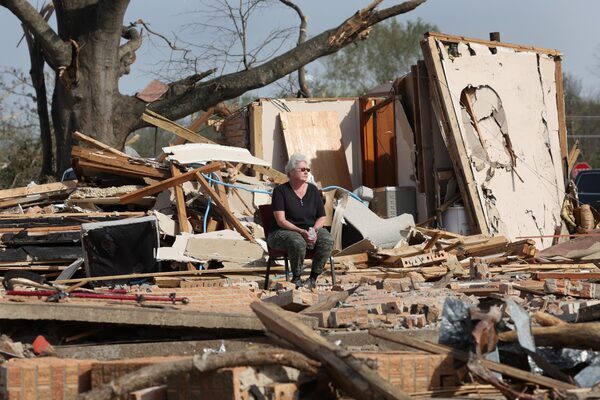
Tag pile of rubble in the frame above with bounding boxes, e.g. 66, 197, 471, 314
0, 31, 598, 400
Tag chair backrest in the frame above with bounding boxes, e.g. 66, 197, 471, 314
258, 204, 275, 237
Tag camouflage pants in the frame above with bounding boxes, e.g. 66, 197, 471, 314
267, 228, 334, 277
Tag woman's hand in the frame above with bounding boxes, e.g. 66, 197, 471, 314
300, 229, 310, 241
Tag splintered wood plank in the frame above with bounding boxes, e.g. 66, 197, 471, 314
251, 301, 410, 400
213, 171, 231, 230
555, 58, 568, 160
252, 165, 288, 184
279, 111, 352, 189
72, 147, 169, 179
169, 164, 190, 234
142, 109, 214, 144
426, 32, 561, 56
120, 163, 222, 204
0, 181, 77, 201
156, 108, 217, 162
195, 172, 256, 243
249, 102, 264, 159
72, 131, 129, 157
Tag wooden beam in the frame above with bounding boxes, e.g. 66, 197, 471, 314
156, 109, 217, 162
249, 101, 264, 159
0, 226, 82, 234
72, 147, 169, 179
252, 165, 287, 184
534, 272, 600, 280
370, 329, 576, 391
52, 267, 290, 285
426, 32, 561, 57
72, 131, 130, 158
251, 302, 410, 400
363, 95, 393, 115
0, 211, 144, 219
567, 139, 580, 175
195, 172, 256, 243
422, 231, 441, 251
120, 163, 222, 204
213, 171, 231, 230
417, 60, 436, 218
555, 58, 568, 162
142, 109, 215, 144
169, 164, 191, 235
299, 288, 356, 315
499, 322, 600, 351
0, 181, 77, 201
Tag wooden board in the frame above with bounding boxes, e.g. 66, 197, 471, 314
0, 180, 77, 201
142, 109, 214, 144
279, 111, 352, 189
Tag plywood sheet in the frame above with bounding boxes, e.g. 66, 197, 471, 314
427, 35, 565, 248
279, 110, 353, 189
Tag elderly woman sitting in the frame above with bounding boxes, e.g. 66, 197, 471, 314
268, 154, 334, 288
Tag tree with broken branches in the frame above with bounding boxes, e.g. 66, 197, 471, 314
0, 0, 426, 178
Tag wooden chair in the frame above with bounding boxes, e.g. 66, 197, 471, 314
259, 204, 336, 289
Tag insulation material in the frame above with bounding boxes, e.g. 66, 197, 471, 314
163, 143, 270, 166
279, 110, 353, 189
433, 38, 565, 248
185, 230, 266, 264
343, 197, 415, 249
157, 230, 267, 264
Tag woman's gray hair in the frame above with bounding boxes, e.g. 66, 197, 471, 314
285, 153, 308, 175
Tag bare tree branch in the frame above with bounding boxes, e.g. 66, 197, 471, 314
22, 25, 53, 179
118, 25, 143, 76
138, 0, 426, 126
0, 0, 71, 69
279, 0, 311, 97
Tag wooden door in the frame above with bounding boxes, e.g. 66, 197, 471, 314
360, 96, 397, 187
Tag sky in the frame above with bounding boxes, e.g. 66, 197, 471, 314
1, 0, 599, 97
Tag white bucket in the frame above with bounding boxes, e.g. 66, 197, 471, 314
442, 206, 471, 235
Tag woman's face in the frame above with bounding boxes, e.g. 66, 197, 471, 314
289, 160, 309, 184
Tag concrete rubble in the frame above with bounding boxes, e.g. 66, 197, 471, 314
0, 32, 598, 400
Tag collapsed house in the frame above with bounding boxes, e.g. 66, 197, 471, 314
0, 32, 597, 400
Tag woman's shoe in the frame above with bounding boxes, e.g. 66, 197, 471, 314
291, 276, 303, 288
304, 276, 317, 289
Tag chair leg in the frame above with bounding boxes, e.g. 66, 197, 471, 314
264, 257, 272, 289
329, 256, 336, 285
284, 256, 290, 281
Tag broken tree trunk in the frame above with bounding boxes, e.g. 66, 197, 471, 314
498, 322, 600, 351
251, 301, 410, 400
77, 349, 320, 400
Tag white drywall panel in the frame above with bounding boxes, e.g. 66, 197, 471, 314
259, 98, 361, 189
438, 42, 564, 248
394, 100, 417, 188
